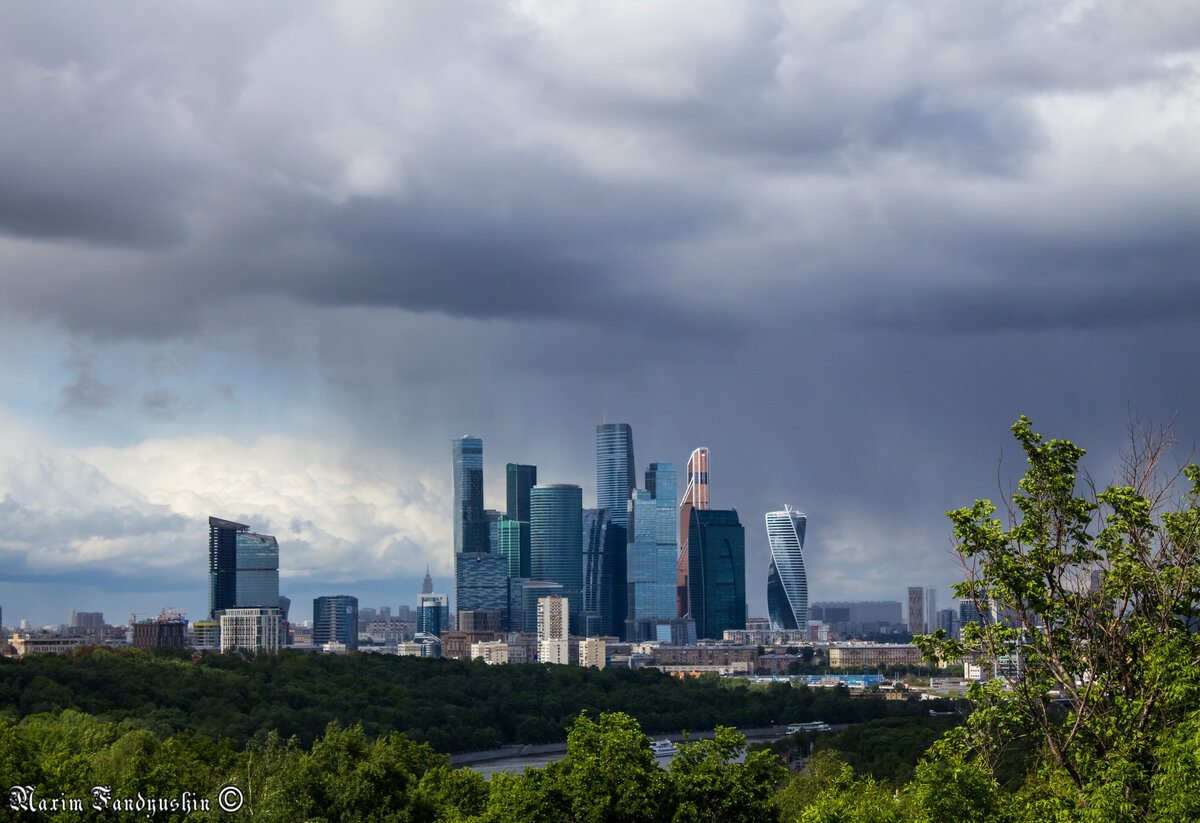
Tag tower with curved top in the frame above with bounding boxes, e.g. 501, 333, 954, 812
766, 505, 808, 632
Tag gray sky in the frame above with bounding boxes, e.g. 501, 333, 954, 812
2, 1, 1198, 627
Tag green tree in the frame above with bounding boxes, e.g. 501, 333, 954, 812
918, 417, 1200, 821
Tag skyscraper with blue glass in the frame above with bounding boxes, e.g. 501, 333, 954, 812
505, 463, 536, 577
531, 483, 583, 630
453, 436, 487, 555
766, 505, 808, 632
596, 424, 635, 527
313, 595, 358, 650
208, 516, 280, 621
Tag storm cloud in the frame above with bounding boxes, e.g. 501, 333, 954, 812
0, 1, 1197, 625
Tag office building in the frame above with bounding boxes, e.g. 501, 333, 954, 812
506, 463, 537, 577
596, 423, 635, 527
499, 517, 523, 578
417, 592, 449, 638
453, 436, 487, 555
538, 595, 570, 664
907, 587, 925, 635
219, 607, 282, 653
766, 505, 809, 632
313, 595, 359, 651
686, 508, 746, 640
646, 462, 678, 620
454, 552, 509, 625
926, 588, 938, 633
531, 484, 583, 629
208, 517, 280, 621
583, 507, 625, 637
132, 616, 186, 649
677, 447, 710, 617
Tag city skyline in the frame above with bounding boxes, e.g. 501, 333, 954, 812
1, 3, 1197, 627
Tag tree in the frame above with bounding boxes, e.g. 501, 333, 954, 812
919, 416, 1200, 820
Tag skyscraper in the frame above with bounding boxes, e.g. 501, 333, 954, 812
627, 489, 659, 623
453, 436, 487, 555
583, 507, 619, 636
454, 552, 509, 624
208, 516, 280, 621
926, 587, 938, 633
686, 508, 745, 640
506, 463, 537, 577
677, 448, 709, 617
531, 483, 583, 630
313, 595, 359, 650
646, 463, 678, 620
417, 592, 450, 638
765, 506, 809, 632
908, 587, 925, 635
596, 423, 635, 527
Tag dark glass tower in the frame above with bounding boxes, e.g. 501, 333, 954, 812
313, 595, 359, 650
453, 436, 487, 554
596, 423, 635, 527
505, 463, 537, 577
208, 516, 279, 620
531, 484, 583, 629
687, 508, 746, 640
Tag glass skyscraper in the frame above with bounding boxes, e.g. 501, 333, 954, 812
677, 447, 709, 617
646, 462, 678, 620
686, 508, 746, 640
417, 592, 450, 638
454, 552, 509, 624
208, 516, 279, 620
505, 463, 536, 577
453, 436, 487, 555
313, 595, 359, 650
531, 483, 583, 629
765, 505, 808, 632
596, 423, 635, 527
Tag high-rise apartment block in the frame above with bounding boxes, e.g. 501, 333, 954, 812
537, 595, 569, 664
313, 595, 359, 651
907, 587, 925, 635
219, 608, 282, 653
686, 508, 746, 639
766, 505, 809, 632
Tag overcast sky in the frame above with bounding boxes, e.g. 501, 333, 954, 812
2, 1, 1198, 628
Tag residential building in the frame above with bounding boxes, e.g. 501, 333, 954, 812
313, 595, 359, 651
520, 581, 564, 634
537, 595, 570, 664
580, 636, 607, 669
766, 505, 809, 632
132, 614, 186, 649
907, 587, 925, 635
219, 607, 282, 653
686, 508, 746, 640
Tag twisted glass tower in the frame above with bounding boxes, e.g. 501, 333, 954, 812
765, 505, 808, 632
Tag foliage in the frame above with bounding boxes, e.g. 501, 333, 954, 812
913, 416, 1200, 820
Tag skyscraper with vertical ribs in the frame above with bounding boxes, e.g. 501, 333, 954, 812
452, 436, 487, 555
596, 423, 635, 528
677, 447, 709, 617
765, 505, 808, 632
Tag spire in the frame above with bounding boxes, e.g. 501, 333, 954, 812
422, 565, 434, 594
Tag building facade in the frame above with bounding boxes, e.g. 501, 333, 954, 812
686, 508, 746, 640
537, 595, 570, 664
417, 592, 450, 638
219, 607, 282, 653
766, 505, 809, 633
531, 484, 583, 629
505, 463, 537, 577
313, 595, 359, 651
453, 436, 487, 555
907, 587, 925, 635
208, 517, 280, 621
454, 552, 509, 625
596, 423, 635, 528
677, 447, 710, 617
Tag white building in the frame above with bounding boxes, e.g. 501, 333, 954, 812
219, 608, 282, 653
537, 595, 569, 664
